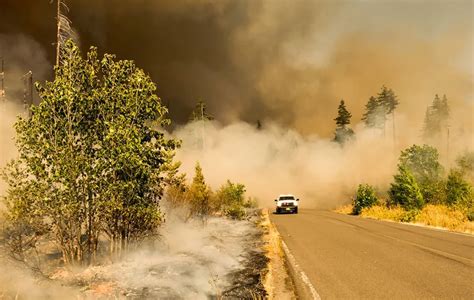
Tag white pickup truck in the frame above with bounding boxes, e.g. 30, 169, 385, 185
274, 194, 299, 214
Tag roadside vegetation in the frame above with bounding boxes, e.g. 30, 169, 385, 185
165, 162, 258, 221
0, 41, 256, 273
333, 90, 473, 233
339, 147, 473, 233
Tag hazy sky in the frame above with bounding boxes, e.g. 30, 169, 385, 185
1, 0, 472, 136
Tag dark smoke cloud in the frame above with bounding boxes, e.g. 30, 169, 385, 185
0, 0, 472, 136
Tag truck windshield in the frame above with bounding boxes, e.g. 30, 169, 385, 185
279, 196, 295, 200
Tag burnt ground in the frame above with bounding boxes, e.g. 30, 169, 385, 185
222, 220, 269, 299
0, 211, 271, 299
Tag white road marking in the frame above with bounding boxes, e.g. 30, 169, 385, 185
281, 240, 321, 300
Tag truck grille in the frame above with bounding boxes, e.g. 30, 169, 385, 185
281, 202, 295, 207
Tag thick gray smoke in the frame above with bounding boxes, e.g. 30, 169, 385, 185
0, 34, 50, 196
173, 117, 473, 209
1, 0, 472, 135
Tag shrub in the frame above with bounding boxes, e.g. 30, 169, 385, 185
352, 184, 378, 215
224, 203, 246, 220
214, 180, 247, 218
467, 208, 474, 222
456, 151, 474, 182
243, 197, 259, 209
389, 166, 424, 210
446, 169, 473, 208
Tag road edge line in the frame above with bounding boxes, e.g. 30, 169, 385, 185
278, 232, 321, 300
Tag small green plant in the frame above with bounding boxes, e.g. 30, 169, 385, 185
352, 184, 378, 215
224, 203, 247, 220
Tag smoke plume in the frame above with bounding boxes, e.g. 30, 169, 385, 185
173, 117, 473, 209
1, 0, 472, 136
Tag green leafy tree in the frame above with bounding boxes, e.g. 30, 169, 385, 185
445, 169, 473, 208
422, 94, 450, 140
352, 184, 378, 215
2, 41, 178, 265
333, 99, 354, 145
188, 162, 212, 220
389, 166, 424, 210
399, 144, 444, 203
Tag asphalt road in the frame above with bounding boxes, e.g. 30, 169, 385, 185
270, 209, 474, 299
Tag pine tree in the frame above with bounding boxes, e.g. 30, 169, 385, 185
362, 96, 384, 129
189, 100, 213, 150
333, 99, 354, 145
188, 162, 212, 220
377, 86, 399, 115
189, 100, 214, 122
376, 85, 399, 139
440, 94, 450, 121
422, 94, 450, 139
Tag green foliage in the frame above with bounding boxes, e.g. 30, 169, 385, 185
2, 41, 178, 264
445, 169, 473, 208
224, 203, 246, 220
422, 94, 450, 139
333, 99, 354, 145
389, 166, 424, 210
456, 151, 474, 182
214, 180, 249, 219
467, 208, 474, 222
352, 184, 378, 215
188, 162, 212, 220
399, 144, 444, 203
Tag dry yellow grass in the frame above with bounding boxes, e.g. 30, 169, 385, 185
260, 209, 296, 300
334, 204, 353, 215
335, 204, 473, 234
361, 205, 407, 222
415, 205, 473, 233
